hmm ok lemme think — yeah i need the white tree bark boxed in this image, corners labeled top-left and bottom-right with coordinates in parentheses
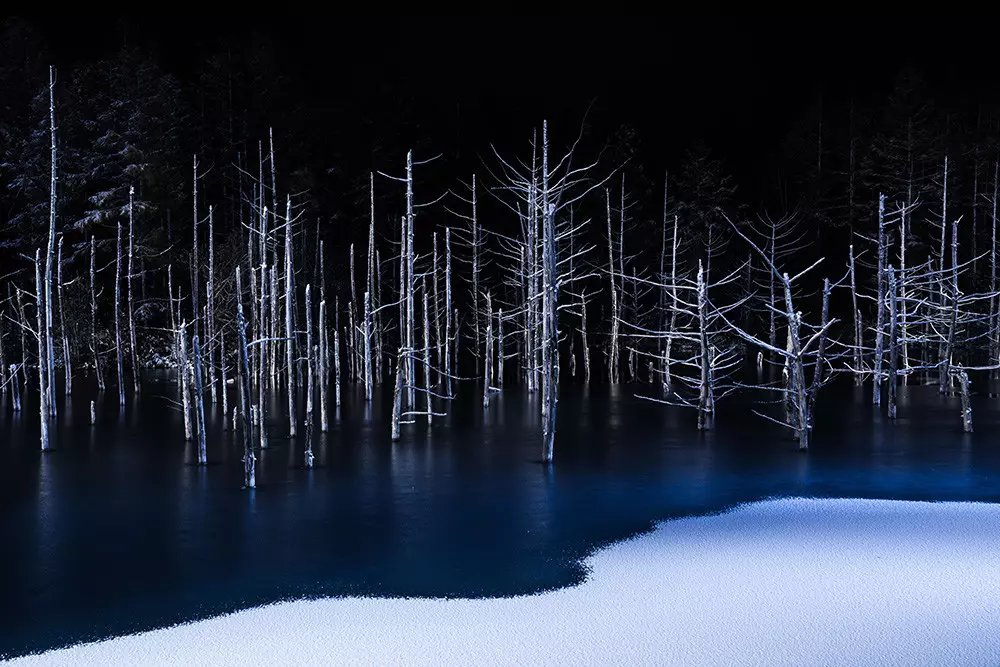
top-left (128, 185), bottom-right (141, 395)
top-left (319, 299), bottom-right (328, 432)
top-left (193, 334), bottom-right (207, 465)
top-left (36, 249), bottom-right (50, 451)
top-left (192, 154), bottom-right (200, 341)
top-left (115, 220), bottom-right (125, 407)
top-left (606, 189), bottom-right (620, 384)
top-left (236, 267), bottom-right (256, 489)
top-left (305, 284), bottom-right (314, 425)
top-left (45, 66), bottom-right (57, 416)
top-left (92, 235), bottom-right (104, 391)
top-left (445, 227), bottom-right (453, 395)
top-left (179, 320), bottom-right (192, 442)
top-left (873, 195), bottom-right (886, 406)
top-left (57, 235), bottom-right (71, 396)
top-left (285, 196), bottom-right (296, 437)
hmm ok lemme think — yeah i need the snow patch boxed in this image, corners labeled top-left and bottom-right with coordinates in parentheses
top-left (8, 497), bottom-right (1000, 666)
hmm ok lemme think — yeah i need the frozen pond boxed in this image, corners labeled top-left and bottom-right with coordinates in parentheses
top-left (3, 372), bottom-right (1000, 659)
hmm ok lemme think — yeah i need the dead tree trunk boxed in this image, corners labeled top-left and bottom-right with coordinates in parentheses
top-left (391, 347), bottom-right (403, 441)
top-left (849, 242), bottom-right (862, 385)
top-left (484, 290), bottom-right (493, 409)
top-left (36, 250), bottom-right (50, 451)
top-left (179, 320), bottom-right (192, 442)
top-left (887, 266), bottom-right (899, 419)
top-left (319, 299), bottom-right (328, 432)
top-left (958, 370), bottom-right (972, 433)
top-left (236, 268), bottom-right (256, 489)
top-left (422, 277), bottom-right (432, 424)
top-left (115, 220), bottom-right (125, 407)
top-left (445, 227), bottom-right (453, 395)
top-left (45, 67), bottom-right (57, 417)
top-left (128, 186), bottom-right (141, 395)
top-left (873, 194), bottom-right (886, 406)
top-left (57, 236), bottom-right (71, 396)
top-left (305, 284), bottom-right (314, 426)
top-left (606, 189), bottom-right (620, 384)
top-left (91, 235), bottom-right (104, 391)
top-left (193, 334), bottom-right (207, 465)
top-left (697, 263), bottom-right (712, 431)
top-left (304, 284), bottom-right (314, 468)
top-left (285, 196), bottom-right (296, 437)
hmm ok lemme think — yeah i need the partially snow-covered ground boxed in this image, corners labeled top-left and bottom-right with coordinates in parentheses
top-left (10, 497), bottom-right (1000, 666)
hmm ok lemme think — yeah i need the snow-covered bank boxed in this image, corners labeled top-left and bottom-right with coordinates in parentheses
top-left (10, 497), bottom-right (1000, 666)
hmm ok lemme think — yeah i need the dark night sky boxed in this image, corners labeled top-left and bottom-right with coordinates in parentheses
top-left (16, 16), bottom-right (1000, 210)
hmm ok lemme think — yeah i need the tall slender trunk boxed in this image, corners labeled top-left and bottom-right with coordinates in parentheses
top-left (471, 174), bottom-right (480, 378)
top-left (208, 206), bottom-right (217, 404)
top-left (236, 267), bottom-right (256, 489)
top-left (92, 235), bottom-right (104, 390)
top-left (887, 267), bottom-right (899, 419)
top-left (484, 290), bottom-right (493, 409)
top-left (128, 186), bottom-right (141, 395)
top-left (849, 242), bottom-right (862, 385)
top-left (192, 154), bottom-right (200, 340)
top-left (304, 284), bottom-right (314, 468)
top-left (391, 347), bottom-right (403, 441)
top-left (180, 321), bottom-right (192, 441)
top-left (36, 250), bottom-right (50, 451)
top-left (57, 236), bottom-right (71, 396)
top-left (873, 195), bottom-right (886, 406)
top-left (422, 277), bottom-right (432, 424)
top-left (45, 67), bottom-right (57, 415)
top-left (406, 153), bottom-right (416, 406)
top-left (115, 221), bottom-right (125, 407)
top-left (285, 196), bottom-right (296, 437)
top-left (193, 335), bottom-right (207, 464)
top-left (445, 227), bottom-right (453, 395)
top-left (697, 263), bottom-right (711, 431)
top-left (540, 122), bottom-right (558, 463)
top-left (606, 189), bottom-right (619, 383)
top-left (581, 292), bottom-right (590, 385)
top-left (433, 232), bottom-right (442, 385)
top-left (319, 299), bottom-right (328, 432)
top-left (258, 267), bottom-right (268, 450)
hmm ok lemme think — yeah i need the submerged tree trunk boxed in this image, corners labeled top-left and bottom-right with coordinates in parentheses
top-left (45, 66), bottom-right (57, 418)
top-left (179, 321), bottom-right (192, 442)
top-left (36, 250), bottom-right (50, 451)
top-left (236, 268), bottom-right (256, 489)
top-left (128, 186), bottom-right (141, 395)
top-left (958, 370), bottom-right (973, 433)
top-left (193, 335), bottom-right (207, 465)
top-left (91, 235), bottom-right (104, 391)
top-left (285, 196), bottom-right (296, 437)
top-left (873, 195), bottom-right (886, 406)
top-left (391, 347), bottom-right (403, 441)
top-left (887, 267), bottom-right (899, 419)
top-left (606, 189), bottom-right (619, 384)
top-left (115, 220), bottom-right (125, 408)
top-left (57, 236), bottom-right (71, 396)
top-left (319, 299), bottom-right (328, 433)
top-left (849, 242), bottom-right (862, 386)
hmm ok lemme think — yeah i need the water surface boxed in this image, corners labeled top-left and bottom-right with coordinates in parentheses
top-left (2, 373), bottom-right (999, 658)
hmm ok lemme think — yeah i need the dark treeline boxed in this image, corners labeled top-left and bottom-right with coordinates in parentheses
top-left (2, 18), bottom-right (999, 473)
